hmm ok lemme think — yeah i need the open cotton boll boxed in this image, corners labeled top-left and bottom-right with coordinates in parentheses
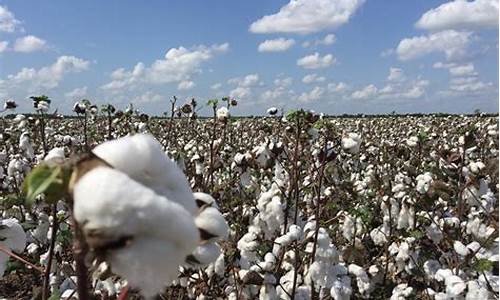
top-left (73, 167), bottom-right (199, 297)
top-left (19, 132), bottom-right (34, 159)
top-left (195, 206), bottom-right (229, 241)
top-left (341, 133), bottom-right (361, 154)
top-left (193, 192), bottom-right (219, 209)
top-left (92, 134), bottom-right (197, 215)
top-left (44, 147), bottom-right (65, 164)
top-left (0, 218), bottom-right (27, 277)
top-left (187, 242), bottom-right (221, 266)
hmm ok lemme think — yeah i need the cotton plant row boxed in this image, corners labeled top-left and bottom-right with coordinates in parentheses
top-left (0, 97), bottom-right (498, 299)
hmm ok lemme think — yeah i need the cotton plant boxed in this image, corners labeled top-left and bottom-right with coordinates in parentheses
top-left (69, 134), bottom-right (229, 297)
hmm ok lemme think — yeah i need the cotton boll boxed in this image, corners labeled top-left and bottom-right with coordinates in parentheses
top-left (348, 264), bottom-right (372, 295)
top-left (216, 107), bottom-right (230, 122)
top-left (416, 172), bottom-right (433, 194)
top-left (406, 136), bottom-right (418, 147)
top-left (19, 132), bottom-right (34, 160)
top-left (110, 237), bottom-right (189, 298)
top-left (453, 241), bottom-right (470, 257)
top-left (342, 133), bottom-right (361, 154)
top-left (73, 167), bottom-right (198, 297)
top-left (423, 260), bottom-right (441, 279)
top-left (330, 275), bottom-right (352, 300)
top-left (92, 134), bottom-right (197, 215)
top-left (188, 242), bottom-right (221, 266)
top-left (445, 275), bottom-right (466, 297)
top-left (195, 207), bottom-right (229, 241)
top-left (193, 192), bottom-right (218, 209)
top-left (0, 218), bottom-right (27, 277)
top-left (426, 223), bottom-right (443, 244)
top-left (44, 147), bottom-right (65, 164)
top-left (390, 283), bottom-right (413, 300)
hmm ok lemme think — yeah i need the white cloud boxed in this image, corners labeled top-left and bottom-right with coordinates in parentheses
top-left (387, 67), bottom-right (406, 82)
top-left (363, 79), bottom-right (429, 100)
top-left (133, 92), bottom-right (164, 104)
top-left (415, 0), bottom-right (498, 31)
top-left (297, 86), bottom-right (325, 102)
top-left (400, 80), bottom-right (429, 99)
top-left (65, 86), bottom-right (88, 99)
top-left (433, 61), bottom-right (478, 77)
top-left (449, 63), bottom-right (477, 77)
top-left (177, 80), bottom-right (195, 90)
top-left (0, 5), bottom-right (22, 33)
top-left (327, 82), bottom-right (348, 93)
top-left (260, 77), bottom-right (295, 104)
top-left (297, 52), bottom-right (335, 69)
top-left (210, 83), bottom-right (222, 90)
top-left (101, 43), bottom-right (229, 92)
top-left (302, 73), bottom-right (326, 84)
top-left (396, 30), bottom-right (472, 61)
top-left (258, 38), bottom-right (295, 52)
top-left (351, 84), bottom-right (378, 100)
top-left (228, 73), bottom-right (261, 101)
top-left (318, 34), bottom-right (336, 45)
top-left (13, 35), bottom-right (47, 52)
top-left (1, 56), bottom-right (90, 92)
top-left (0, 41), bottom-right (8, 53)
top-left (303, 34), bottom-right (336, 48)
top-left (228, 73), bottom-right (260, 87)
top-left (249, 0), bottom-right (365, 34)
top-left (274, 77), bottom-right (293, 87)
top-left (229, 86), bottom-right (251, 100)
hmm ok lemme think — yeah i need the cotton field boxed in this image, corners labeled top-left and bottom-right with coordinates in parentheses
top-left (0, 98), bottom-right (498, 300)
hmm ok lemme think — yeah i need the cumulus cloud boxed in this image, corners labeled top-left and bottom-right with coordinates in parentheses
top-left (448, 77), bottom-right (493, 93)
top-left (228, 73), bottom-right (261, 101)
top-left (260, 76), bottom-right (295, 105)
top-left (177, 80), bottom-right (195, 91)
top-left (13, 35), bottom-right (47, 52)
top-left (415, 0), bottom-right (499, 31)
top-left (274, 77), bottom-right (293, 87)
top-left (297, 86), bottom-right (325, 102)
top-left (327, 82), bottom-right (348, 93)
top-left (449, 63), bottom-right (477, 77)
top-left (396, 30), bottom-right (472, 61)
top-left (0, 5), bottom-right (22, 32)
top-left (249, 0), bottom-right (365, 34)
top-left (351, 84), bottom-right (378, 100)
top-left (303, 34), bottom-right (336, 48)
top-left (133, 91), bottom-right (164, 104)
top-left (101, 43), bottom-right (229, 92)
top-left (0, 56), bottom-right (90, 93)
top-left (302, 73), bottom-right (326, 84)
top-left (228, 74), bottom-right (260, 87)
top-left (387, 68), bottom-right (406, 82)
top-left (65, 86), bottom-right (88, 99)
top-left (229, 86), bottom-right (251, 100)
top-left (297, 52), bottom-right (335, 69)
top-left (258, 38), bottom-right (295, 52)
top-left (434, 62), bottom-right (479, 77)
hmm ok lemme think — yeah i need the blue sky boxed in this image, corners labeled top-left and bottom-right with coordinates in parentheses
top-left (0, 0), bottom-right (498, 115)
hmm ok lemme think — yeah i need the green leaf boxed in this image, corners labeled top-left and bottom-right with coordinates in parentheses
top-left (207, 98), bottom-right (219, 107)
top-left (22, 164), bottom-right (65, 207)
top-left (473, 258), bottom-right (493, 273)
top-left (48, 290), bottom-right (62, 300)
top-left (417, 130), bottom-right (428, 142)
top-left (0, 194), bottom-right (24, 209)
top-left (408, 229), bottom-right (425, 240)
